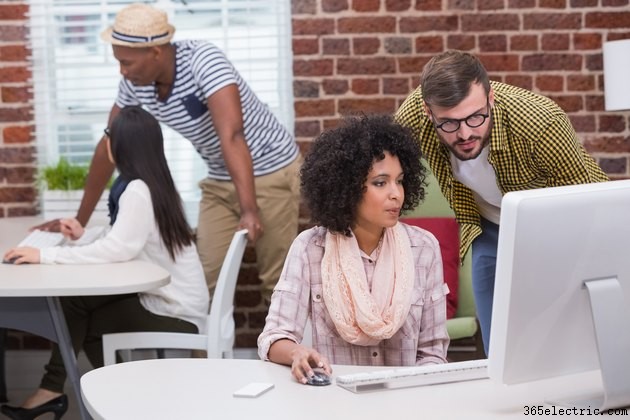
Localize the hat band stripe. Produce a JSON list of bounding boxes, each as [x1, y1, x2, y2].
[[112, 30, 169, 43]]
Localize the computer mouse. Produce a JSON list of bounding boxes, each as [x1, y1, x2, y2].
[[306, 369, 331, 386], [2, 257, 18, 264]]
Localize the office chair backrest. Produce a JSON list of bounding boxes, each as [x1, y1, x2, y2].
[[206, 229, 249, 358], [102, 229, 249, 365]]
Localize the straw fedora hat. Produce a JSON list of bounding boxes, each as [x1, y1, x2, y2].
[[100, 3, 175, 48]]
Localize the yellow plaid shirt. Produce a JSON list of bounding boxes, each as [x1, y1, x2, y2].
[[396, 81, 609, 260]]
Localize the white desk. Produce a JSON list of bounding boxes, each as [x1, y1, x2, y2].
[[81, 358, 604, 420], [0, 217, 170, 420]]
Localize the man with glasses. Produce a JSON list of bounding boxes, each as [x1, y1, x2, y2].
[[395, 50, 608, 355]]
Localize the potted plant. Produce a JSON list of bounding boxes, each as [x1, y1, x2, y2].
[[39, 158, 111, 221]]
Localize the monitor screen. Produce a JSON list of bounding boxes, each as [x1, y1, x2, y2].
[[488, 180, 630, 411]]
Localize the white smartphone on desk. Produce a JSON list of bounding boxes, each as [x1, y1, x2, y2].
[[233, 382, 274, 398]]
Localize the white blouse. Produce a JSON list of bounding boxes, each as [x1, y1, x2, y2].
[[40, 180, 209, 332]]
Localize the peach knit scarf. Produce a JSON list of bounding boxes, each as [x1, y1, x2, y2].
[[321, 223, 414, 346]]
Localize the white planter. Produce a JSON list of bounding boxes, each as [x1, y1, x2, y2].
[[42, 190, 109, 223]]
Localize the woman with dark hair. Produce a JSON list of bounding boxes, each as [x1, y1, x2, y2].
[[258, 114, 449, 384], [2, 106, 209, 419]]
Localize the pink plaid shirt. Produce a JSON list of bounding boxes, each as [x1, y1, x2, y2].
[[258, 223, 449, 366]]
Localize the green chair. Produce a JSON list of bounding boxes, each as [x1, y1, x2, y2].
[[402, 164, 485, 361]]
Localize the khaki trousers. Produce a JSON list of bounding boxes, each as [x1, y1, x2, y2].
[[196, 156, 302, 301]]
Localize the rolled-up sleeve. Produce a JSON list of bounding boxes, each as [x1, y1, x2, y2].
[[257, 230, 314, 360]]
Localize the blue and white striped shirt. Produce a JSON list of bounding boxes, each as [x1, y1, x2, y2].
[[115, 40, 299, 180]]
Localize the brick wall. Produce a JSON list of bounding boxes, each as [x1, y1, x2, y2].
[[2, 0, 629, 349]]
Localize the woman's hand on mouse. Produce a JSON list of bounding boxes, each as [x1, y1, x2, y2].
[[3, 247, 40, 264], [289, 345, 332, 384]]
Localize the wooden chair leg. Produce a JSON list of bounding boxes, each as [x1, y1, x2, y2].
[[0, 328, 8, 403]]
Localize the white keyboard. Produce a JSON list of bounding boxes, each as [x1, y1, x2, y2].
[[17, 229, 65, 248], [336, 359, 488, 393]]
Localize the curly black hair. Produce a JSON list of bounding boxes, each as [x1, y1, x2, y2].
[[301, 114, 426, 236]]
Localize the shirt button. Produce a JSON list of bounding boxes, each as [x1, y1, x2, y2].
[[372, 351, 378, 357], [315, 294, 321, 300]]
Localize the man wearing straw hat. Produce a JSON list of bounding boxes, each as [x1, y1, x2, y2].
[[42, 3, 302, 304]]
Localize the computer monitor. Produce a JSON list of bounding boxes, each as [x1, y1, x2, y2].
[[488, 180, 630, 411]]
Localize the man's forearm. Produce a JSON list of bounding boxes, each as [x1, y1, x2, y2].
[[76, 138, 116, 226]]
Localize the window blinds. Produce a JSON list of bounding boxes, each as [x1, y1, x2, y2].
[[27, 0, 294, 220]]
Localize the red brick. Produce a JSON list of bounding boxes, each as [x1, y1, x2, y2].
[[479, 0, 506, 9], [1, 86, 32, 103], [292, 0, 317, 14], [3, 125, 32, 143], [0, 187, 36, 203], [234, 290, 262, 308], [400, 16, 459, 32], [602, 0, 628, 5], [353, 37, 380, 55], [387, 0, 412, 11], [323, 118, 343, 130], [585, 136, 630, 153], [294, 99, 336, 117], [294, 120, 321, 137], [510, 35, 538, 51], [292, 18, 335, 35], [462, 14, 520, 32], [322, 79, 349, 95], [293, 80, 320, 98], [599, 115, 626, 133], [383, 77, 411, 94], [479, 54, 520, 72], [586, 53, 604, 73], [522, 54, 582, 71], [567, 75, 595, 92], [535, 75, 564, 92], [0, 25, 27, 42], [338, 98, 397, 114], [571, 0, 598, 5], [293, 38, 319, 55], [548, 95, 583, 112], [416, 0, 443, 10], [415, 36, 443, 53], [448, 0, 475, 9], [293, 59, 334, 77], [598, 157, 626, 175], [586, 12, 630, 28], [0, 45, 29, 62], [0, 66, 30, 83], [0, 107, 33, 123], [447, 34, 476, 50], [3, 166, 36, 183], [337, 57, 396, 75], [398, 56, 432, 74], [338, 17, 396, 33], [351, 78, 380, 95], [569, 115, 596, 133], [352, 0, 380, 11], [479, 35, 507, 52], [385, 37, 412, 54], [509, 0, 536, 5], [323, 38, 350, 55], [0, 146, 34, 164], [0, 4, 28, 20], [573, 33, 602, 50], [585, 95, 604, 112], [504, 75, 532, 90], [523, 13, 581, 30], [9, 206, 37, 217], [541, 33, 570, 50], [539, 0, 566, 7], [322, 0, 349, 12]]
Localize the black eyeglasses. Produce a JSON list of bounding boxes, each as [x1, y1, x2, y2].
[[429, 98, 490, 133], [103, 128, 110, 138]]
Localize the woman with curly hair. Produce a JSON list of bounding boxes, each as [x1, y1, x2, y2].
[[258, 114, 449, 384]]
